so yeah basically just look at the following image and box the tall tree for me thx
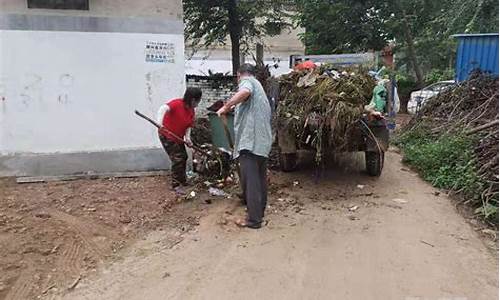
[294,0,389,54]
[389,0,498,83]
[183,0,292,74]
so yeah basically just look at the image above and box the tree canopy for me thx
[294,0,498,84]
[183,0,292,74]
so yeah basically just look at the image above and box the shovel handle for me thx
[134,110,210,156]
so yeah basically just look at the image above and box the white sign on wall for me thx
[145,41,175,63]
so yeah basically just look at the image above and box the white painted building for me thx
[0,0,185,176]
[185,26,305,76]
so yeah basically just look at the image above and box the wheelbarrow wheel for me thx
[365,151,384,177]
[280,153,297,172]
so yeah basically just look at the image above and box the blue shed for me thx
[453,33,499,82]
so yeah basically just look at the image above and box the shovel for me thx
[134,110,211,157]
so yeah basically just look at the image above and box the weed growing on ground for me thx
[394,127,498,222]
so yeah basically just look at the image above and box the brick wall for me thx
[186,75,236,118]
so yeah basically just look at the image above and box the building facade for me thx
[0,0,185,176]
[185,26,305,76]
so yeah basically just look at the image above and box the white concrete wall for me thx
[0,30,185,154]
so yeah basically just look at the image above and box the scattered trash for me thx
[189,191,196,198]
[174,187,187,197]
[50,245,59,254]
[225,176,234,184]
[277,198,285,202]
[67,275,81,290]
[348,205,359,212]
[119,215,132,224]
[353,192,374,197]
[218,216,228,225]
[392,198,408,204]
[356,184,365,189]
[41,283,56,295]
[34,212,51,219]
[481,229,497,239]
[203,181,212,187]
[420,240,435,248]
[209,187,227,197]
[293,181,300,187]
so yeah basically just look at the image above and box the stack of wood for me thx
[405,71,499,215]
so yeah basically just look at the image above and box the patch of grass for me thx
[394,127,498,222]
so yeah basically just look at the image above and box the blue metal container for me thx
[453,33,499,81]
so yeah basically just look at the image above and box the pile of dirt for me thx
[0,176,208,300]
[277,67,375,163]
[402,72,499,219]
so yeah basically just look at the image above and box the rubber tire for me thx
[365,151,384,177]
[280,153,297,172]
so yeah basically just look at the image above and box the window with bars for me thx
[27,0,89,10]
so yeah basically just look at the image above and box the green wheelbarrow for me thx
[208,112,235,153]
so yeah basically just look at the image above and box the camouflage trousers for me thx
[159,135,187,188]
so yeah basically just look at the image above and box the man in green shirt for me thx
[217,64,272,229]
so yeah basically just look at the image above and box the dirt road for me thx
[60,151,498,300]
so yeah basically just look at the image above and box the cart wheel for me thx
[280,153,297,172]
[365,151,384,176]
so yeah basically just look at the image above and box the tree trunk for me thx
[401,10,424,88]
[256,43,264,66]
[227,0,241,75]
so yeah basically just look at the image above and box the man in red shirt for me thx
[157,87,202,193]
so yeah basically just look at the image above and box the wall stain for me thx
[20,74,43,107]
[57,73,74,104]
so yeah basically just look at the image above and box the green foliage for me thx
[390,0,498,76]
[294,0,498,80]
[294,0,388,54]
[395,128,498,221]
[424,69,455,84]
[442,0,499,34]
[183,0,292,55]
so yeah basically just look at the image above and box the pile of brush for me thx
[276,67,375,162]
[403,71,499,219]
[191,118,212,145]
[191,117,232,180]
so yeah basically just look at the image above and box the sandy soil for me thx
[0,175,212,300]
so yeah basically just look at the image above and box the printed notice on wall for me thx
[145,41,175,63]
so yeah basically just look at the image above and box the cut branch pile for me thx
[403,71,499,218]
[277,67,375,162]
[191,118,212,145]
